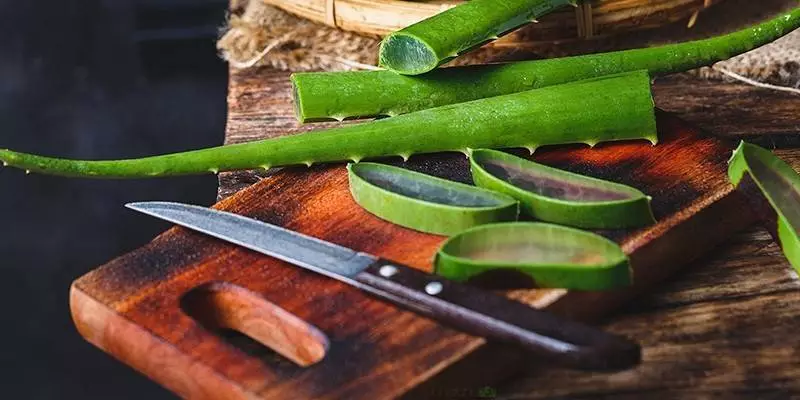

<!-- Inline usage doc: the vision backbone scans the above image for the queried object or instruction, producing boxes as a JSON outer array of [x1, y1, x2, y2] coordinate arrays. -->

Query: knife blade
[[127, 201, 640, 370]]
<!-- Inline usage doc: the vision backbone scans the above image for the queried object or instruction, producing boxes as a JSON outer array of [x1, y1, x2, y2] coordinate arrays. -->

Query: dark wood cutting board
[[70, 77, 760, 399]]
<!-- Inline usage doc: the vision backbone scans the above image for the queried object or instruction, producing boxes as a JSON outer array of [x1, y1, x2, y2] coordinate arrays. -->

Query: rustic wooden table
[[219, 69, 800, 399]]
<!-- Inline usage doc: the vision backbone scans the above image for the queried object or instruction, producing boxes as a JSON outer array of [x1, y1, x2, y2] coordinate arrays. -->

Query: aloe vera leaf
[[378, 0, 573, 75], [292, 8, 800, 122], [348, 163, 519, 235], [470, 149, 655, 229], [0, 71, 656, 178], [728, 141, 800, 271], [435, 222, 631, 290]]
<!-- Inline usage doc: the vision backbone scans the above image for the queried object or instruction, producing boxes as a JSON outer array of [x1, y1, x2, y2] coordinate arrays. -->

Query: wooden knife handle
[[354, 259, 641, 371]]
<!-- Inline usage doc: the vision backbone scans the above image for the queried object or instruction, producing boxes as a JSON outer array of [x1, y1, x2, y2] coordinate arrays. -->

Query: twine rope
[[713, 64, 800, 95], [227, 32, 296, 69]]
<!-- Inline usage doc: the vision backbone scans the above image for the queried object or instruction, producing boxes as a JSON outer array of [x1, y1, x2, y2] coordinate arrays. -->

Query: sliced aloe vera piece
[[728, 141, 800, 271], [348, 162, 519, 235], [435, 222, 631, 290], [469, 149, 655, 229]]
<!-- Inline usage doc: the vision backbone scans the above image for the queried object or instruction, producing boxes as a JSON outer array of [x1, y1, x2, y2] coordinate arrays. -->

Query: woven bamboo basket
[[259, 0, 723, 40]]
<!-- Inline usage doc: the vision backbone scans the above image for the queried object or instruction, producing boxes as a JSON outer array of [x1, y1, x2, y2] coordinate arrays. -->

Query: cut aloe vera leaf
[[728, 141, 800, 271], [435, 222, 631, 290], [0, 71, 656, 178], [348, 162, 519, 235], [469, 149, 655, 229], [292, 9, 800, 121]]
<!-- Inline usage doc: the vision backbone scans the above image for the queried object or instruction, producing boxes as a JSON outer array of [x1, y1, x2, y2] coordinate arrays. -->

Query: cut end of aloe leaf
[[728, 141, 800, 271], [348, 162, 518, 235], [435, 222, 631, 290], [470, 149, 655, 229], [290, 75, 306, 122], [378, 33, 439, 75]]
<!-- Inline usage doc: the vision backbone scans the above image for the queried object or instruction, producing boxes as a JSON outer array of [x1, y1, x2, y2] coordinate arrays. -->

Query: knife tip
[[125, 201, 200, 214], [125, 202, 148, 211], [125, 201, 172, 211]]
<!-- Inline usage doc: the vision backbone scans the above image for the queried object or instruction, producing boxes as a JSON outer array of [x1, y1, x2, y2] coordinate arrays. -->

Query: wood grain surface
[[216, 69, 800, 398], [69, 65, 799, 399]]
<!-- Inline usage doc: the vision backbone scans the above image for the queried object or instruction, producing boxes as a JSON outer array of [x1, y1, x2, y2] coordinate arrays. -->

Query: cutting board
[[70, 89, 758, 398]]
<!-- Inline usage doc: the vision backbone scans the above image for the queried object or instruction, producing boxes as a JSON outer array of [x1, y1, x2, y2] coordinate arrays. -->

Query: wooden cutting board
[[70, 82, 759, 399]]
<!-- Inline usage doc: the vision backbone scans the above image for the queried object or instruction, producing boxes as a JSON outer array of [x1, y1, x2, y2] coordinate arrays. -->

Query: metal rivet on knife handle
[[379, 265, 398, 277], [425, 282, 444, 295]]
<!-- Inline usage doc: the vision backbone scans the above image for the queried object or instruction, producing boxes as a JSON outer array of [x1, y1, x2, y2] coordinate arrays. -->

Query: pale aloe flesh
[[435, 222, 632, 290], [470, 149, 655, 229], [348, 163, 519, 236], [356, 164, 507, 207], [478, 157, 635, 202]]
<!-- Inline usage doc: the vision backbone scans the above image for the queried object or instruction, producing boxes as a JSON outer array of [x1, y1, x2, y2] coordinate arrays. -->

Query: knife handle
[[354, 259, 641, 371]]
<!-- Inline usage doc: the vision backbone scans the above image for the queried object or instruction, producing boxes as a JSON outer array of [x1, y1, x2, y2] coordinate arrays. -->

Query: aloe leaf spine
[[435, 222, 632, 290], [348, 163, 519, 235], [728, 141, 800, 271], [292, 8, 800, 122], [378, 0, 573, 75], [470, 149, 655, 229], [0, 71, 656, 178]]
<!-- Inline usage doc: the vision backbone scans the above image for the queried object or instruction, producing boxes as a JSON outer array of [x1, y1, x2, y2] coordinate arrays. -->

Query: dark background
[[0, 0, 228, 398], [0, 0, 795, 398]]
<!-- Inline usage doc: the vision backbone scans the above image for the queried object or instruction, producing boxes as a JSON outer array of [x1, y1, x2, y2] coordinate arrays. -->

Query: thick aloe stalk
[[728, 142, 800, 271], [293, 8, 800, 122], [435, 222, 632, 290], [0, 71, 656, 178], [379, 0, 573, 75], [348, 163, 519, 235], [470, 149, 655, 229]]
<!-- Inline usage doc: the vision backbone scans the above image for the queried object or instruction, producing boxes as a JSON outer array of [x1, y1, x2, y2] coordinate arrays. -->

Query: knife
[[127, 201, 640, 370]]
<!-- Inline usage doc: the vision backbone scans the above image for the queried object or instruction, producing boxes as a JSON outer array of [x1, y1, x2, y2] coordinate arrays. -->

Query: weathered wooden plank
[[500, 229, 800, 399], [653, 77, 800, 143], [214, 68, 800, 399]]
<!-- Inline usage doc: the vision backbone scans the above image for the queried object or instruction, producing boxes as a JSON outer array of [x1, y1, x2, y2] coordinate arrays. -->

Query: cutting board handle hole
[[180, 282, 329, 367]]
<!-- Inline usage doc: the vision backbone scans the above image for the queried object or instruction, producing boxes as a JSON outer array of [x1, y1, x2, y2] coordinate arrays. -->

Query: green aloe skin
[[348, 163, 519, 235], [435, 222, 632, 290], [292, 8, 800, 122], [378, 0, 574, 75], [470, 149, 655, 229], [728, 142, 800, 272], [0, 71, 656, 178]]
